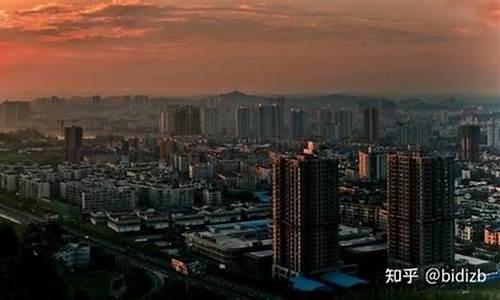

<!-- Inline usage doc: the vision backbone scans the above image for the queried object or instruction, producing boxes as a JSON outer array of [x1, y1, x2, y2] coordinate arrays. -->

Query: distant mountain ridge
[[209, 90, 394, 110]]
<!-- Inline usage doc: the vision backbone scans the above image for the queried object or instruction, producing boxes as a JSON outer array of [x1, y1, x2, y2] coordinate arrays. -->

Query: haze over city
[[1, 1, 500, 300], [0, 0, 499, 98]]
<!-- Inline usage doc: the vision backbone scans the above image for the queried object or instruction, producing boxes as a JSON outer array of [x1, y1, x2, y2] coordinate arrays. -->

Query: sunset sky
[[0, 0, 499, 98]]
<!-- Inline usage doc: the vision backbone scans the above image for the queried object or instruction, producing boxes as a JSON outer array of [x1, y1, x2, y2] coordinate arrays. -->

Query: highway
[[0, 204, 279, 300], [0, 203, 45, 224]]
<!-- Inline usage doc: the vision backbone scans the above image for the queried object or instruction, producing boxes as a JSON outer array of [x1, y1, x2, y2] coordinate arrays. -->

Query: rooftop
[[289, 276, 332, 293], [455, 254, 491, 266], [347, 243, 387, 254], [245, 249, 273, 258], [487, 223, 500, 232], [207, 219, 270, 231], [321, 272, 368, 289]]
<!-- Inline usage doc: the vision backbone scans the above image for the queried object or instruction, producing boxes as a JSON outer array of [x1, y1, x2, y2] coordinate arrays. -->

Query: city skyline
[[0, 0, 499, 98]]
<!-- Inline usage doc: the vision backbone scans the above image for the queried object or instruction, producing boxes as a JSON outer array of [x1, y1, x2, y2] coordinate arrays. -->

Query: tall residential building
[[396, 121, 428, 147], [317, 108, 333, 139], [459, 124, 481, 162], [158, 137, 177, 161], [275, 103, 285, 138], [487, 120, 500, 150], [160, 106, 201, 136], [256, 104, 284, 139], [134, 95, 148, 106], [387, 152, 454, 268], [358, 147, 386, 181], [158, 111, 167, 135], [201, 107, 218, 136], [64, 126, 83, 163], [334, 109, 353, 140], [290, 108, 308, 138], [1, 101, 31, 127], [236, 106, 252, 138], [363, 108, 379, 144], [91, 95, 102, 106], [41, 96, 66, 114], [271, 151, 339, 279]]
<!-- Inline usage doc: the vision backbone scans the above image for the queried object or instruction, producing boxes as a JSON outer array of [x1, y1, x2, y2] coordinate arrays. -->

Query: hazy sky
[[0, 0, 499, 98]]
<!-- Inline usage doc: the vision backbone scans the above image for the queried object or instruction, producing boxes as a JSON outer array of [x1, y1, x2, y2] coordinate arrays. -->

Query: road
[[69, 227, 271, 299], [0, 204, 279, 300], [0, 203, 45, 224]]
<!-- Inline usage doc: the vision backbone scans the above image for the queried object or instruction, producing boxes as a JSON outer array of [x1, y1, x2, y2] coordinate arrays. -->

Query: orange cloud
[[484, 0, 500, 26], [449, 0, 500, 28], [18, 3, 71, 15], [0, 10, 9, 27], [0, 0, 460, 46]]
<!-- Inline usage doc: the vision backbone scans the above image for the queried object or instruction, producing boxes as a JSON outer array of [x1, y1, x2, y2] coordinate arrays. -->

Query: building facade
[[236, 106, 252, 138], [160, 106, 201, 136], [387, 152, 454, 268], [64, 126, 83, 163], [358, 148, 386, 181], [486, 120, 500, 150], [459, 124, 481, 162], [1, 101, 31, 127], [271, 152, 339, 278], [290, 108, 308, 138], [363, 108, 379, 144], [334, 109, 353, 140]]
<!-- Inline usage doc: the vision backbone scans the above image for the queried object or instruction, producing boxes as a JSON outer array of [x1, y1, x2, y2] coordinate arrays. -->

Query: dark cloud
[[17, 3, 70, 16], [82, 2, 163, 18]]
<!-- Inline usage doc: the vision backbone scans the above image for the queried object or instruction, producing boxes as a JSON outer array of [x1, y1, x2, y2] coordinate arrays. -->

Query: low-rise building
[[485, 223, 500, 246], [55, 242, 90, 270], [203, 208, 242, 224], [107, 212, 141, 233], [242, 203, 271, 219], [456, 220, 485, 243], [90, 211, 107, 226], [171, 257, 202, 275], [171, 213, 206, 227], [136, 209, 170, 230], [242, 249, 273, 279], [184, 219, 272, 266]]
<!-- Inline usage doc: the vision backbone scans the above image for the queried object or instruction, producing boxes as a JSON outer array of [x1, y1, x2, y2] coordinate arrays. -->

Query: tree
[[0, 223, 20, 257], [0, 222, 68, 300]]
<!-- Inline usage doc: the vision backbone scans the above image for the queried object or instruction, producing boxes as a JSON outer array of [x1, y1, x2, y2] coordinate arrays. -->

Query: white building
[[81, 183, 136, 213], [107, 212, 141, 233], [148, 186, 194, 209], [203, 189, 222, 206]]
